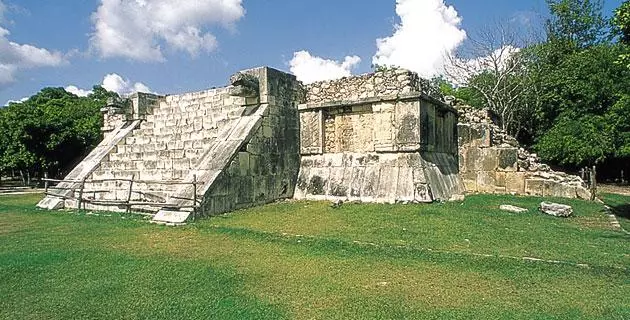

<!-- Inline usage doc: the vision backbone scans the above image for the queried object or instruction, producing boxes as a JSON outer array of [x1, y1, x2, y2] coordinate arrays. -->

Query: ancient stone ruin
[[295, 68, 464, 203], [457, 105, 590, 199], [38, 66, 589, 223]]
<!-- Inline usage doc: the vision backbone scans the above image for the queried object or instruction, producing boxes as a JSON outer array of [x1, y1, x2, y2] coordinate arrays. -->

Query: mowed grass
[[0, 193, 628, 319]]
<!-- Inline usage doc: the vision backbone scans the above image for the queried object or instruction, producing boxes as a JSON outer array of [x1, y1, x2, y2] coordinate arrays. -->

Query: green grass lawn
[[0, 193, 628, 319]]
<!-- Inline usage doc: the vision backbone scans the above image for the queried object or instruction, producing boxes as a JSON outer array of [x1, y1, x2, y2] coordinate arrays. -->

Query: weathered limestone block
[[476, 171, 497, 193], [300, 110, 323, 154], [497, 148, 518, 171], [394, 101, 421, 150], [525, 179, 546, 196], [539, 202, 573, 217]]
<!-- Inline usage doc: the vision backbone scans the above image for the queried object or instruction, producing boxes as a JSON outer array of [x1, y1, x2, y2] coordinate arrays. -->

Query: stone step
[[91, 167, 192, 182], [107, 148, 206, 163], [152, 100, 244, 116], [112, 139, 214, 155]]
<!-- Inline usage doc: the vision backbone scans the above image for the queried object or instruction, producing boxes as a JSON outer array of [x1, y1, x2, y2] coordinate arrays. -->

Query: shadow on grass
[[599, 193, 630, 232], [609, 204, 630, 219]]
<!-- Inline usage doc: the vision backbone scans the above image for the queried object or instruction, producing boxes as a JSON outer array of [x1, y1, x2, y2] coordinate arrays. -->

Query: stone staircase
[[85, 88, 254, 208], [38, 67, 303, 223]]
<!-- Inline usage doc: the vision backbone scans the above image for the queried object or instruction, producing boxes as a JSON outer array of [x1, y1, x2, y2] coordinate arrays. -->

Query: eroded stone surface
[[295, 69, 463, 203], [539, 202, 573, 217], [457, 105, 590, 200]]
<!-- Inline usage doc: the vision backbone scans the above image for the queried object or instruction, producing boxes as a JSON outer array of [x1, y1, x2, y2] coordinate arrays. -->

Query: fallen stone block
[[539, 202, 573, 218], [499, 204, 528, 213]]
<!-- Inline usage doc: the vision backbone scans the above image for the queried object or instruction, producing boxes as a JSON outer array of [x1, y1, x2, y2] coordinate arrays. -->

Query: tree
[[612, 0, 630, 68], [613, 0, 630, 42], [536, 115, 613, 166], [0, 86, 117, 184], [445, 21, 533, 138], [431, 76, 485, 108], [545, 0, 607, 49], [524, 0, 630, 169]]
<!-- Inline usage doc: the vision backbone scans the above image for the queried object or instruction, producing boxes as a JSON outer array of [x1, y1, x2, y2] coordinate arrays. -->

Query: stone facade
[[457, 106, 590, 199], [295, 70, 464, 203]]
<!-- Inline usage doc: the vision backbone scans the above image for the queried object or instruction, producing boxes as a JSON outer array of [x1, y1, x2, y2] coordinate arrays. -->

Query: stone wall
[[295, 68, 464, 203], [457, 105, 590, 199], [197, 67, 303, 215], [305, 68, 443, 104]]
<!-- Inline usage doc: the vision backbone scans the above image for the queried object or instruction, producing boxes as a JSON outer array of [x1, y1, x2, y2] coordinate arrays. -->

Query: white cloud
[[0, 0, 66, 87], [4, 96, 28, 106], [64, 85, 92, 97], [65, 73, 153, 97], [102, 73, 152, 96], [90, 0, 244, 62], [289, 50, 361, 84], [372, 0, 467, 78]]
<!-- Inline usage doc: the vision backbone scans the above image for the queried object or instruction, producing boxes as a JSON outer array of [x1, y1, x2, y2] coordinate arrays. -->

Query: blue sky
[[0, 0, 623, 104]]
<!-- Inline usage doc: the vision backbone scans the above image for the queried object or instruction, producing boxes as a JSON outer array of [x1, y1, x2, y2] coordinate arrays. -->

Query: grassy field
[[0, 193, 628, 319]]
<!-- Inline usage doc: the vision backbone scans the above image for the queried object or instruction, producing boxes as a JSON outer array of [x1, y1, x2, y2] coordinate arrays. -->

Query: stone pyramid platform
[[38, 67, 302, 223]]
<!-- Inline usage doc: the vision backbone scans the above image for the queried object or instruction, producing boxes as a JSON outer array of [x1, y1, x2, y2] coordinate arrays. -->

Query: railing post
[[77, 177, 86, 210], [590, 165, 597, 201], [126, 174, 135, 213], [192, 174, 197, 222], [44, 172, 49, 193]]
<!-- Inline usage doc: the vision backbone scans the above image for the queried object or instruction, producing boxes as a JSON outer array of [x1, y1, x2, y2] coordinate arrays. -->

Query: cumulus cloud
[[372, 0, 467, 78], [65, 73, 153, 97], [0, 1, 65, 87], [64, 85, 92, 97], [102, 73, 152, 96], [90, 0, 245, 61], [289, 50, 361, 84]]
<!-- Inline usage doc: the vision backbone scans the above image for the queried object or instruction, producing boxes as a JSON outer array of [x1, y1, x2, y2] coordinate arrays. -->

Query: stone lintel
[[299, 92, 456, 114]]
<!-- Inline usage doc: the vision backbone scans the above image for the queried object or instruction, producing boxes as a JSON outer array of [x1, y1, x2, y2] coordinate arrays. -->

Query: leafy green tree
[[515, 0, 630, 172], [606, 94, 630, 158], [545, 0, 607, 49], [536, 115, 613, 166], [431, 77, 485, 108], [612, 0, 630, 68], [0, 86, 117, 184], [612, 0, 630, 44]]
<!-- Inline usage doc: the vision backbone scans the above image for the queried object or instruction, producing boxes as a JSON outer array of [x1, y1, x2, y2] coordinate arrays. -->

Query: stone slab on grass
[[539, 202, 573, 218], [499, 204, 529, 213]]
